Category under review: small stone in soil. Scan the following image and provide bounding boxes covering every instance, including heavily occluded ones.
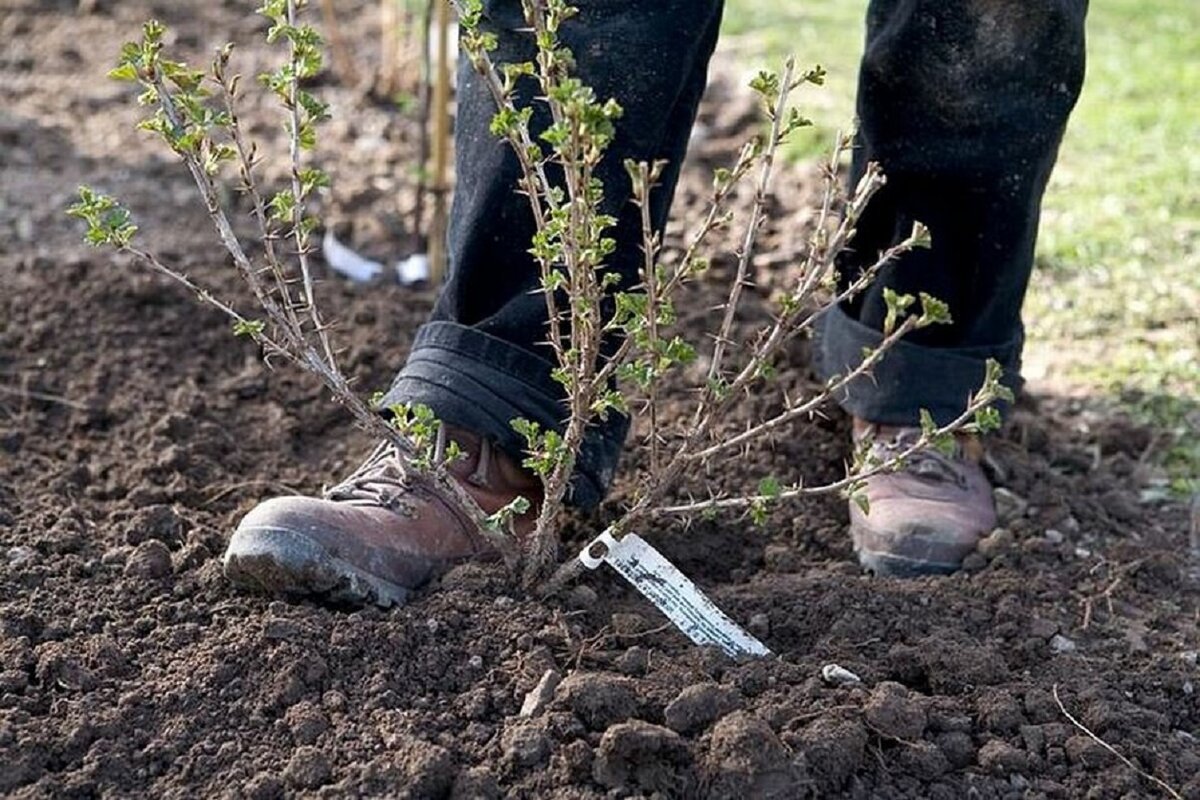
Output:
[519,669,562,718]
[821,663,862,686]
[1050,634,1077,654]
[993,488,1028,523]
[6,546,37,567]
[977,527,1014,559]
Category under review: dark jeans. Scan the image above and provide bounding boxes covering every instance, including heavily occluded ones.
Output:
[382,0,1088,508]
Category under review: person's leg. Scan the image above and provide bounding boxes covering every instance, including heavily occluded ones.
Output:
[224,0,724,605]
[382,0,725,509]
[818,0,1088,575]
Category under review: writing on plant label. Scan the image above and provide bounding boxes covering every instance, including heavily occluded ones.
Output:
[578,530,772,659]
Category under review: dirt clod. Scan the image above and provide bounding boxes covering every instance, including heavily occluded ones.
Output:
[664,682,742,734]
[554,671,639,730]
[864,681,928,740]
[284,746,331,789]
[593,720,689,792]
[703,712,805,799]
[977,739,1029,775]
[123,539,172,579]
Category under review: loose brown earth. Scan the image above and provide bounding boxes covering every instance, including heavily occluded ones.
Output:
[2,2,1198,798]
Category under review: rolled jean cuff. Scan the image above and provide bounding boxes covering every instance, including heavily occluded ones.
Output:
[379,321,628,509]
[816,304,1024,426]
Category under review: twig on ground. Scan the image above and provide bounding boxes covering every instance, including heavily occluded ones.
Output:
[1052,684,1183,799]
[0,385,92,412]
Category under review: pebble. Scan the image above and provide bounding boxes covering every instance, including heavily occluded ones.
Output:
[977,527,1014,559]
[1181,650,1197,667]
[6,546,38,567]
[820,663,863,686]
[1049,634,1077,654]
[467,655,484,670]
[1044,529,1065,544]
[993,488,1028,523]
[519,669,561,718]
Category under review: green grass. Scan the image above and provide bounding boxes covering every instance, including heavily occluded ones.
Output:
[722,0,1199,492]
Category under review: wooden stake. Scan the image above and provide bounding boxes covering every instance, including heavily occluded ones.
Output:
[428,0,451,283]
[318,0,360,86]
[379,0,398,95]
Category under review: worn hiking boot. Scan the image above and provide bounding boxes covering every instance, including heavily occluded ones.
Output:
[222,429,540,607]
[849,419,996,577]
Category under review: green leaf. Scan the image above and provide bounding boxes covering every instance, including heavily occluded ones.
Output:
[233,319,266,337]
[917,292,952,327]
[757,475,782,499]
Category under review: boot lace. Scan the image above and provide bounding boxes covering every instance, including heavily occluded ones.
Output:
[323,441,414,510]
[870,427,970,489]
[322,432,498,511]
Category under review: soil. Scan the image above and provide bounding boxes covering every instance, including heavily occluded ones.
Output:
[2,2,1198,798]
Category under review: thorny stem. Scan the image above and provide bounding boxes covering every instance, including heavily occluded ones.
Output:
[285,0,337,370]
[636,162,663,475]
[212,52,303,335]
[700,59,797,418]
[588,141,756,395]
[651,383,995,517]
[150,75,301,355]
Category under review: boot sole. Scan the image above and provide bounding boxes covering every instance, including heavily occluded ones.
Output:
[855,548,960,578]
[223,525,410,608]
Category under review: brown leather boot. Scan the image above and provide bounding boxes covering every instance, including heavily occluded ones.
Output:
[222,429,541,607]
[849,419,997,577]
